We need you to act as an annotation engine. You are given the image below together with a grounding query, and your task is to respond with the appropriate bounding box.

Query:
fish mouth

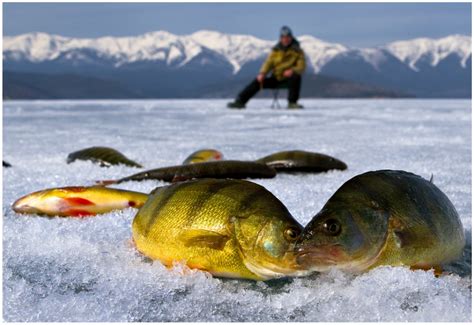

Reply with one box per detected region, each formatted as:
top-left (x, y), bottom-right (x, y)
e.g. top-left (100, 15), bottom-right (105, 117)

top-left (12, 202), bottom-right (39, 214)
top-left (295, 245), bottom-right (342, 270)
top-left (336, 161), bottom-right (348, 170)
top-left (243, 256), bottom-right (311, 279)
top-left (12, 195), bottom-right (55, 215)
top-left (12, 196), bottom-right (29, 213)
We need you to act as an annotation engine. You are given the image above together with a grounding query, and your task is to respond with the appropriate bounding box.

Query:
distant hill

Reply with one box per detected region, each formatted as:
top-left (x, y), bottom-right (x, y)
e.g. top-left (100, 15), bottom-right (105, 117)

top-left (199, 74), bottom-right (408, 99)
top-left (3, 71), bottom-right (135, 99)
top-left (3, 30), bottom-right (471, 99)
top-left (4, 70), bottom-right (408, 99)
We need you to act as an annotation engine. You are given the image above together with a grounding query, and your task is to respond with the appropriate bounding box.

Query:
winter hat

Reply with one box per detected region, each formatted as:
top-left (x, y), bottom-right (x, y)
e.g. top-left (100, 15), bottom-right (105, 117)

top-left (280, 26), bottom-right (293, 37)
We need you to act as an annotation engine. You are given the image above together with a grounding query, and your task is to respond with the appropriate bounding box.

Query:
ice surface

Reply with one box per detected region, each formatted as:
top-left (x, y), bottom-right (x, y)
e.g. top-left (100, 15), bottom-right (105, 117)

top-left (3, 99), bottom-right (471, 321)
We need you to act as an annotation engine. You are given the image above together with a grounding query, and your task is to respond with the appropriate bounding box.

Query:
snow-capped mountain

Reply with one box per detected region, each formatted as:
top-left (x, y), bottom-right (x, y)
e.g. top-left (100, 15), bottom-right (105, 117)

top-left (3, 30), bottom-right (471, 98)
top-left (4, 31), bottom-right (213, 67)
top-left (385, 34), bottom-right (471, 71)
top-left (190, 30), bottom-right (272, 73)
top-left (3, 30), bottom-right (349, 73)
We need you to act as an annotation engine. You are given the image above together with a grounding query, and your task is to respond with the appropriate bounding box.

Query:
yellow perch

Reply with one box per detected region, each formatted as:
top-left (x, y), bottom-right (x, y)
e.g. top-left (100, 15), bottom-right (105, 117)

top-left (295, 170), bottom-right (465, 273)
top-left (132, 179), bottom-right (310, 280)
top-left (182, 149), bottom-right (224, 164)
top-left (12, 186), bottom-right (149, 217)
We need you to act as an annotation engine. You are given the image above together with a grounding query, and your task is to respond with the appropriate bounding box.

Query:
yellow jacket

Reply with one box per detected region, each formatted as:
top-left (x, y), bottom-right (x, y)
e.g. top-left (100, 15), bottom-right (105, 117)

top-left (259, 41), bottom-right (306, 80)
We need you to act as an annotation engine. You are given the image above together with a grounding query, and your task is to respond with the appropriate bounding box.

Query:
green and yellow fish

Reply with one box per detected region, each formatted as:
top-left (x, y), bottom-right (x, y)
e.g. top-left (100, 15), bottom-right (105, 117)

top-left (98, 160), bottom-right (276, 185)
top-left (295, 170), bottom-right (465, 273)
top-left (256, 150), bottom-right (347, 172)
top-left (67, 146), bottom-right (142, 168)
top-left (182, 149), bottom-right (224, 164)
top-left (132, 179), bottom-right (309, 280)
top-left (12, 186), bottom-right (148, 217)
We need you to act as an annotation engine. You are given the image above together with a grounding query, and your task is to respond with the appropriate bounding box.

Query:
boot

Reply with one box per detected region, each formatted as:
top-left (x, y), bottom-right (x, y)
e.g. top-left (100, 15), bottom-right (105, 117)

top-left (227, 100), bottom-right (246, 109)
top-left (288, 102), bottom-right (304, 109)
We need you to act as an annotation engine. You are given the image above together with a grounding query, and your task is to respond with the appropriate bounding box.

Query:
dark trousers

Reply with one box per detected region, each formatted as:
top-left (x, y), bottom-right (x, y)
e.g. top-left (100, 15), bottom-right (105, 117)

top-left (237, 74), bottom-right (302, 104)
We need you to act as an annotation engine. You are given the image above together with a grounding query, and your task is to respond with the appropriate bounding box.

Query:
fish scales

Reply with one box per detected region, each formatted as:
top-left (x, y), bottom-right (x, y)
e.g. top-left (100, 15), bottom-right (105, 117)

top-left (132, 179), bottom-right (308, 280)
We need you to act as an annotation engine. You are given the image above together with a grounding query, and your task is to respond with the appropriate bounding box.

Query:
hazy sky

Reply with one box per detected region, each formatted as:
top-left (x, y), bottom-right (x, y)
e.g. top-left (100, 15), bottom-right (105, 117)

top-left (3, 2), bottom-right (471, 47)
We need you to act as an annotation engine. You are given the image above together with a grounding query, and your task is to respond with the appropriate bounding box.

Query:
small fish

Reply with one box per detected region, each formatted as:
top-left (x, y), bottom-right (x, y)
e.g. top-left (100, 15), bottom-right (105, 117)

top-left (12, 186), bottom-right (149, 217)
top-left (182, 149), bottom-right (224, 165)
top-left (98, 160), bottom-right (276, 185)
top-left (67, 146), bottom-right (142, 168)
top-left (256, 150), bottom-right (347, 172)
top-left (295, 170), bottom-right (465, 273)
top-left (132, 179), bottom-right (310, 280)
top-left (3, 161), bottom-right (12, 168)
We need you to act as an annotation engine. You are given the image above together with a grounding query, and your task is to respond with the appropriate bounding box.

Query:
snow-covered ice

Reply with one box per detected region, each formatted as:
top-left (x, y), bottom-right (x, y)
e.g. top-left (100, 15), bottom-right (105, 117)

top-left (3, 99), bottom-right (471, 321)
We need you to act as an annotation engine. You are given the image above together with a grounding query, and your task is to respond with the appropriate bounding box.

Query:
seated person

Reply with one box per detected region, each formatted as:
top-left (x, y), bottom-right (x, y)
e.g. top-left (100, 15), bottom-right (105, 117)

top-left (228, 26), bottom-right (306, 109)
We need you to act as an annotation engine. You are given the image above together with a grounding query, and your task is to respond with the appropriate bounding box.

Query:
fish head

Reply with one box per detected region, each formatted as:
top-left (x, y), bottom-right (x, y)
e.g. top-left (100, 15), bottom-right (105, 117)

top-left (12, 187), bottom-right (90, 216)
top-left (295, 203), bottom-right (389, 272)
top-left (315, 153), bottom-right (348, 171)
top-left (232, 210), bottom-right (308, 279)
top-left (205, 149), bottom-right (223, 161)
top-left (328, 157), bottom-right (348, 170)
top-left (12, 189), bottom-right (64, 215)
top-left (185, 149), bottom-right (223, 164)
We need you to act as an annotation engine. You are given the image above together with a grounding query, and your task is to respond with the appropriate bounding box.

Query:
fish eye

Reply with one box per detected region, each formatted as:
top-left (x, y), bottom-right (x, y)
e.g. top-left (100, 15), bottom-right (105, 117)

top-left (323, 219), bottom-right (341, 236)
top-left (284, 227), bottom-right (301, 241)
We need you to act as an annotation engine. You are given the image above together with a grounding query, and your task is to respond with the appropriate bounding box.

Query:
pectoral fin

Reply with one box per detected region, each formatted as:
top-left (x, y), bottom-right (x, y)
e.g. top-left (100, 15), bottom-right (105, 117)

top-left (390, 216), bottom-right (435, 250)
top-left (393, 228), bottom-right (435, 249)
top-left (63, 197), bottom-right (95, 206)
top-left (180, 229), bottom-right (230, 250)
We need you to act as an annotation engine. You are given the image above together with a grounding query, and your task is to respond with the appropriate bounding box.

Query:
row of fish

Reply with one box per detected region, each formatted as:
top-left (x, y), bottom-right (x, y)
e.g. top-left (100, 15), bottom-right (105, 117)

top-left (5, 147), bottom-right (224, 169)
top-left (107, 150), bottom-right (347, 184)
top-left (3, 146), bottom-right (347, 183)
top-left (67, 146), bottom-right (225, 168)
top-left (11, 162), bottom-right (465, 280)
top-left (12, 148), bottom-right (347, 217)
top-left (66, 146), bottom-right (348, 184)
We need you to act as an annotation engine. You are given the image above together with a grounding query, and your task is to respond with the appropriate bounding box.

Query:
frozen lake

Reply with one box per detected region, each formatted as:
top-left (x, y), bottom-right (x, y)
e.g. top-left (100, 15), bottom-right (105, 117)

top-left (3, 99), bottom-right (471, 321)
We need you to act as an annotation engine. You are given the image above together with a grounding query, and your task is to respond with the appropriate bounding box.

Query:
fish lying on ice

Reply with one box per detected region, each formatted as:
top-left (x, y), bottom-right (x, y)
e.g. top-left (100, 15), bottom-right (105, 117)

top-left (256, 150), bottom-right (347, 172)
top-left (132, 179), bottom-right (310, 280)
top-left (67, 146), bottom-right (143, 168)
top-left (182, 149), bottom-right (223, 164)
top-left (295, 170), bottom-right (465, 273)
top-left (98, 160), bottom-right (276, 185)
top-left (12, 186), bottom-right (149, 217)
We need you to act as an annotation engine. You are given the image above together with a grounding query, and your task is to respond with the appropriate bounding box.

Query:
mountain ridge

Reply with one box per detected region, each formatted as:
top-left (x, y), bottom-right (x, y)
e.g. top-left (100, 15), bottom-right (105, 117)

top-left (4, 30), bottom-right (471, 98)
top-left (5, 30), bottom-right (470, 73)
